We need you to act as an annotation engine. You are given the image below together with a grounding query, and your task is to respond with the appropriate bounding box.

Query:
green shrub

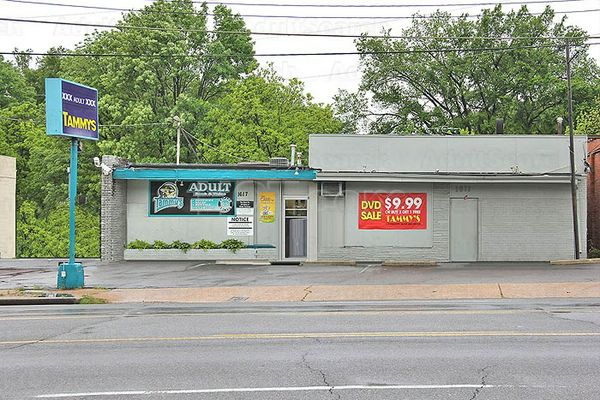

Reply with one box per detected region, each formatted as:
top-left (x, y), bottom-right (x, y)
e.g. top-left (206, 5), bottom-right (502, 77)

top-left (191, 239), bottom-right (218, 250)
top-left (219, 239), bottom-right (246, 253)
top-left (127, 240), bottom-right (152, 249)
top-left (152, 240), bottom-right (170, 249)
top-left (170, 240), bottom-right (192, 253)
top-left (589, 247), bottom-right (600, 259)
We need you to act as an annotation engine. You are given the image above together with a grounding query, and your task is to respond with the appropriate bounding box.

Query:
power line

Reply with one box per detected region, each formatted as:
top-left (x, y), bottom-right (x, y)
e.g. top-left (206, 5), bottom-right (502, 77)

top-left (1, 17), bottom-right (597, 41)
top-left (5, 42), bottom-right (599, 59)
top-left (181, 127), bottom-right (244, 161)
top-left (2, 0), bottom-right (597, 20)
top-left (192, 0), bottom-right (586, 7)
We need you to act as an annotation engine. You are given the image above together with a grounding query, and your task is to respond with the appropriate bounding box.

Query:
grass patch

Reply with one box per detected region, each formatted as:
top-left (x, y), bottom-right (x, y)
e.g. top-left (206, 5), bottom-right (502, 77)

top-left (79, 295), bottom-right (108, 304)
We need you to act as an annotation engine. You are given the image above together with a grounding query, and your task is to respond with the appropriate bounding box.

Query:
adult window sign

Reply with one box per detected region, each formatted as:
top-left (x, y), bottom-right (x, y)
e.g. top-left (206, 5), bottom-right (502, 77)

top-left (150, 181), bottom-right (235, 216)
top-left (358, 192), bottom-right (427, 230)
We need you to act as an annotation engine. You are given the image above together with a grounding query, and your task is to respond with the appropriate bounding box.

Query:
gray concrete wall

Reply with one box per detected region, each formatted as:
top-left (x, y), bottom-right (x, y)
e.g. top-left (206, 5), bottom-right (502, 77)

top-left (127, 180), bottom-right (255, 246)
top-left (318, 183), bottom-right (449, 261)
top-left (470, 181), bottom-right (586, 261)
top-left (0, 155), bottom-right (16, 258)
top-left (317, 182), bottom-right (585, 262)
top-left (309, 135), bottom-right (587, 174)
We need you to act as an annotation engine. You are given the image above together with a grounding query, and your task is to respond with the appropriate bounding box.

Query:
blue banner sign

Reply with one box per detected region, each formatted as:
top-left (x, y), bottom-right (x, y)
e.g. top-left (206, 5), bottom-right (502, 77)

top-left (45, 78), bottom-right (99, 141)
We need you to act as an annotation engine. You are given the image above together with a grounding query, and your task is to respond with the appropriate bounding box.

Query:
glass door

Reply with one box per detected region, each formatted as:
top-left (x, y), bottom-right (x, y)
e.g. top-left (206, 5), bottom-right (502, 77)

top-left (284, 198), bottom-right (307, 258)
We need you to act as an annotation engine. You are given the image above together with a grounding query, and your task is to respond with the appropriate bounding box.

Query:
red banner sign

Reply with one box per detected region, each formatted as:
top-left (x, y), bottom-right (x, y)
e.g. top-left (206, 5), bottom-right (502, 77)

top-left (358, 192), bottom-right (427, 230)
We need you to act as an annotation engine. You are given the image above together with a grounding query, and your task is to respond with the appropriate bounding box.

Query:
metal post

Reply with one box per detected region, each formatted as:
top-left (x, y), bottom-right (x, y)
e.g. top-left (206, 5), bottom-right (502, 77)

top-left (566, 41), bottom-right (580, 259)
top-left (57, 137), bottom-right (85, 289)
top-left (174, 116), bottom-right (181, 165)
top-left (68, 137), bottom-right (78, 264)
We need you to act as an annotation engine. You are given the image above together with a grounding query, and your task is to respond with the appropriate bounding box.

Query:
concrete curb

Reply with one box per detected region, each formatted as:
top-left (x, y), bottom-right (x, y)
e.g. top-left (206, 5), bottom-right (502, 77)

top-left (302, 260), bottom-right (357, 266)
top-left (549, 258), bottom-right (600, 265)
top-left (215, 260), bottom-right (271, 266)
top-left (382, 261), bottom-right (438, 267)
top-left (0, 297), bottom-right (78, 306)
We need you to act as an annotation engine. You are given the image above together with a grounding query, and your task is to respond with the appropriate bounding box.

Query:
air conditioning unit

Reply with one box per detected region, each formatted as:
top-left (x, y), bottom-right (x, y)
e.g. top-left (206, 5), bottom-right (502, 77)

top-left (269, 157), bottom-right (289, 168)
top-left (320, 182), bottom-right (344, 197)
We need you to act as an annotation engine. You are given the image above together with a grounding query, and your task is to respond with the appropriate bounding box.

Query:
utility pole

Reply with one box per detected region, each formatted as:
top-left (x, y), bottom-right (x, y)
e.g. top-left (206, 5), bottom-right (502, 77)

top-left (565, 40), bottom-right (580, 259)
top-left (173, 115), bottom-right (181, 165)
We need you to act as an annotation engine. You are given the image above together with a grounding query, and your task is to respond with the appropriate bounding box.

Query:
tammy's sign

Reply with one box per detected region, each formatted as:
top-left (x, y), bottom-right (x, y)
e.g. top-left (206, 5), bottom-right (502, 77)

top-left (45, 78), bottom-right (99, 140)
top-left (150, 181), bottom-right (235, 216)
top-left (358, 192), bottom-right (427, 230)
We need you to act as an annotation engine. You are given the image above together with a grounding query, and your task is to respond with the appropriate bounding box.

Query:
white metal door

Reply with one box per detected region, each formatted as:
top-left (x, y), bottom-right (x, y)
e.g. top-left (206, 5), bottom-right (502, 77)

top-left (450, 198), bottom-right (479, 262)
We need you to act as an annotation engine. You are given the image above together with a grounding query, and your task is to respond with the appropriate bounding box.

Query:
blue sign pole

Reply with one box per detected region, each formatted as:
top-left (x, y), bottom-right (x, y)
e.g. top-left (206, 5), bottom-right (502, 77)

top-left (45, 78), bottom-right (97, 290)
top-left (68, 137), bottom-right (78, 265)
top-left (56, 138), bottom-right (84, 289)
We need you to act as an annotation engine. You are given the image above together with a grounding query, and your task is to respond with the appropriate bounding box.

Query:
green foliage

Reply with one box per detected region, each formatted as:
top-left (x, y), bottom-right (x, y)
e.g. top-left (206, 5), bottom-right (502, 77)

top-left (127, 240), bottom-right (152, 250)
top-left (339, 5), bottom-right (600, 134)
top-left (588, 247), bottom-right (600, 259)
top-left (151, 240), bottom-right (170, 249)
top-left (576, 96), bottom-right (600, 135)
top-left (62, 0), bottom-right (257, 163)
top-left (219, 239), bottom-right (246, 253)
top-left (191, 239), bottom-right (218, 250)
top-left (0, 56), bottom-right (35, 107)
top-left (128, 238), bottom-right (246, 253)
top-left (170, 240), bottom-right (192, 252)
top-left (17, 201), bottom-right (99, 257)
top-left (199, 67), bottom-right (342, 163)
top-left (79, 295), bottom-right (108, 304)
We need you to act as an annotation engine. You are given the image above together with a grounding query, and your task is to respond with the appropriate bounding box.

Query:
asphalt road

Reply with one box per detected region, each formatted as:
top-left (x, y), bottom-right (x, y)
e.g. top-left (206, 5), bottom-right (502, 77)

top-left (1, 299), bottom-right (600, 399)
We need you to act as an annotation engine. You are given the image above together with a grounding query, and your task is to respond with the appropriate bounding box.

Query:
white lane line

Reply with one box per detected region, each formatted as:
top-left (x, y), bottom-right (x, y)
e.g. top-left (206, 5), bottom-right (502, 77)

top-left (36, 384), bottom-right (503, 398)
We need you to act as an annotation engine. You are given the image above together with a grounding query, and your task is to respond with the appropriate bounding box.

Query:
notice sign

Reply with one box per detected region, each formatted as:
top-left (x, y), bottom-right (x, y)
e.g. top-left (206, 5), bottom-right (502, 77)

top-left (227, 216), bottom-right (253, 236)
top-left (236, 200), bottom-right (254, 216)
top-left (358, 193), bottom-right (427, 230)
top-left (45, 78), bottom-right (99, 140)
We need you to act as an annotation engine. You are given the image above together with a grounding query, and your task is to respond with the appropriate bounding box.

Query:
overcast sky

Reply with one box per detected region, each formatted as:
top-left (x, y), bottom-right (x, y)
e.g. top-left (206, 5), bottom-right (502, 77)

top-left (1, 0), bottom-right (599, 103)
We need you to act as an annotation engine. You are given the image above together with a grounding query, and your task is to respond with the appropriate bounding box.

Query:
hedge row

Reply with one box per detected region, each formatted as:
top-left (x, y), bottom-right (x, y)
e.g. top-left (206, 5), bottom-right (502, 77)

top-left (127, 239), bottom-right (246, 252)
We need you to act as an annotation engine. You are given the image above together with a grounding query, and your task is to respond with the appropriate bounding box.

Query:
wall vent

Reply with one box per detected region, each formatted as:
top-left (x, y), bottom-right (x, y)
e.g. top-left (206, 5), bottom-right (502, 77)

top-left (269, 157), bottom-right (289, 168)
top-left (321, 182), bottom-right (344, 197)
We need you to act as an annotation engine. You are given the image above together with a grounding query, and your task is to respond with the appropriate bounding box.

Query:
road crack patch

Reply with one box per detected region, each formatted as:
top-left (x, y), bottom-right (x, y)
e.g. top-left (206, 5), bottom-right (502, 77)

top-left (301, 349), bottom-right (340, 399)
top-left (468, 365), bottom-right (491, 400)
top-left (301, 286), bottom-right (313, 302)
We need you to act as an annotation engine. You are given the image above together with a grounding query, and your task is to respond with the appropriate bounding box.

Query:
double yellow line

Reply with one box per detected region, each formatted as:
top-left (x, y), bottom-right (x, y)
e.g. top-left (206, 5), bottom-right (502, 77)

top-left (1, 330), bottom-right (599, 345)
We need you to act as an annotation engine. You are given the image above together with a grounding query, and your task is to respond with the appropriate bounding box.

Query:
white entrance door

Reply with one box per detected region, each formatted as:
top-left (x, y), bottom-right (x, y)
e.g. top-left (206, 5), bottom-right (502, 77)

top-left (450, 198), bottom-right (479, 262)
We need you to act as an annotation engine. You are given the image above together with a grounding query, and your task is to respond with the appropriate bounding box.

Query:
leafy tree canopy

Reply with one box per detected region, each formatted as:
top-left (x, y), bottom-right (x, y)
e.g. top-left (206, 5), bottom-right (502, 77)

top-left (336, 5), bottom-right (600, 135)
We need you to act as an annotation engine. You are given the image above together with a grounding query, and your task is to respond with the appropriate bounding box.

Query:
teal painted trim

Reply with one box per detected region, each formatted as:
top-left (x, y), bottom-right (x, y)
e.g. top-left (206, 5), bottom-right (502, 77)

top-left (45, 78), bottom-right (63, 135)
top-left (114, 168), bottom-right (317, 181)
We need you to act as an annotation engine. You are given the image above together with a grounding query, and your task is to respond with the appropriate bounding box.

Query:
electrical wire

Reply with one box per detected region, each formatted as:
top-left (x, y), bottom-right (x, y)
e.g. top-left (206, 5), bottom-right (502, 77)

top-left (192, 0), bottom-right (586, 8)
top-left (1, 17), bottom-right (597, 41)
top-left (2, 0), bottom-right (597, 20)
top-left (4, 42), bottom-right (599, 59)
top-left (181, 127), bottom-right (244, 161)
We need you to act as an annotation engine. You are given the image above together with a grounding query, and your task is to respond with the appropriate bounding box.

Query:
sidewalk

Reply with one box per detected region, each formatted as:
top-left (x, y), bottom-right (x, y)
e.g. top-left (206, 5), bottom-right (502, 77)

top-left (1, 259), bottom-right (600, 303)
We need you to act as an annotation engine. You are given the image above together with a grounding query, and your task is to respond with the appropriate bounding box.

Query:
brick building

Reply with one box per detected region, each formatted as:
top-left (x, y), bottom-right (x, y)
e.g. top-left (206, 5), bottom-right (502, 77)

top-left (588, 136), bottom-right (600, 251)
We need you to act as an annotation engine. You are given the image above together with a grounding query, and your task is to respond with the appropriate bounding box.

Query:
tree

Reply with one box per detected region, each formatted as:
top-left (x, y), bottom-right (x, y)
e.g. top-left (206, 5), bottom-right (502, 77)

top-left (0, 56), bottom-right (34, 108)
top-left (338, 5), bottom-right (600, 135)
top-left (576, 96), bottom-right (600, 135)
top-left (196, 67), bottom-right (341, 163)
top-left (59, 0), bottom-right (256, 163)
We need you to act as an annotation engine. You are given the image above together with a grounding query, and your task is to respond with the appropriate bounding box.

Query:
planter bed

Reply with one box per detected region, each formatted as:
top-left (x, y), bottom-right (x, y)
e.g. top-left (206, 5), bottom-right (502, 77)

top-left (124, 248), bottom-right (278, 261)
